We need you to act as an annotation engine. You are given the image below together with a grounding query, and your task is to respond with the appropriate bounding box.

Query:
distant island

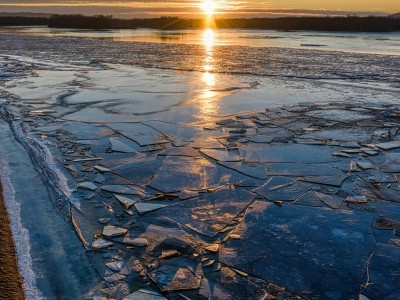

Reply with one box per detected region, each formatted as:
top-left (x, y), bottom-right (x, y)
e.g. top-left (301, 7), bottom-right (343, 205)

top-left (0, 14), bottom-right (400, 32)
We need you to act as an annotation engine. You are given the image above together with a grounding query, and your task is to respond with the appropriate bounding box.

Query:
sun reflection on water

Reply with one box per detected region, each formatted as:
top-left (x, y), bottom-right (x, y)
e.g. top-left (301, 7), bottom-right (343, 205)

top-left (203, 28), bottom-right (215, 87)
top-left (203, 28), bottom-right (214, 52)
top-left (202, 71), bottom-right (215, 87)
top-left (198, 28), bottom-right (219, 119)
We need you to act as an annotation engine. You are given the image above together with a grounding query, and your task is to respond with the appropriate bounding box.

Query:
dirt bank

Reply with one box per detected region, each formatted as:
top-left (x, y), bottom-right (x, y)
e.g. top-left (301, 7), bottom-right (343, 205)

top-left (0, 181), bottom-right (25, 300)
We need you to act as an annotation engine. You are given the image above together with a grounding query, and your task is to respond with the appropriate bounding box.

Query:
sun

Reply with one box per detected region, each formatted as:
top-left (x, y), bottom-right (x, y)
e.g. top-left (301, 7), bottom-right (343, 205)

top-left (201, 0), bottom-right (217, 16)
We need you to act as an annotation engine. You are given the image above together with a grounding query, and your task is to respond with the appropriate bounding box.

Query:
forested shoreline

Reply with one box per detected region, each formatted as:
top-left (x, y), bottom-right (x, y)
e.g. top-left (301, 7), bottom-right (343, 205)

top-left (0, 14), bottom-right (399, 32)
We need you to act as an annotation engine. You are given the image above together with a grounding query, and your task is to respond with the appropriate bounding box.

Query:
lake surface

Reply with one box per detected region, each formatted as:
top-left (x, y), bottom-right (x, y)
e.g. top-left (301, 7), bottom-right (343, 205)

top-left (0, 27), bottom-right (400, 299)
top-left (1, 26), bottom-right (400, 55)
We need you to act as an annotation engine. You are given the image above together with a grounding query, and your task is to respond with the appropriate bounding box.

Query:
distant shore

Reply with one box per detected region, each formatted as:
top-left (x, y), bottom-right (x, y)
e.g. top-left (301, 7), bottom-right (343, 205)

top-left (0, 181), bottom-right (25, 300)
top-left (0, 14), bottom-right (399, 32)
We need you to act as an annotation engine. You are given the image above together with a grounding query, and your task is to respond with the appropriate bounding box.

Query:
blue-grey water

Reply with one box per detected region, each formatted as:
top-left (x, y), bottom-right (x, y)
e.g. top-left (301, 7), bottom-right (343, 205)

top-left (2, 27), bottom-right (400, 56)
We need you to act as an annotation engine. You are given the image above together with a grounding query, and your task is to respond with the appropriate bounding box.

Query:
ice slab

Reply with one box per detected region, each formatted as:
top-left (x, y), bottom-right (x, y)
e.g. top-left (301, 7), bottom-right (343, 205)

top-left (371, 185), bottom-right (400, 203)
top-left (94, 153), bottom-right (144, 169)
top-left (200, 266), bottom-right (270, 300)
top-left (293, 191), bottom-right (327, 207)
top-left (253, 177), bottom-right (314, 201)
top-left (293, 190), bottom-right (343, 209)
top-left (148, 259), bottom-right (202, 292)
top-left (117, 236), bottom-right (148, 247)
top-left (134, 203), bottom-right (168, 215)
top-left (218, 162), bottom-right (268, 180)
top-left (92, 238), bottom-right (113, 249)
top-left (239, 143), bottom-right (337, 164)
top-left (298, 128), bottom-right (372, 143)
top-left (299, 175), bottom-right (349, 187)
top-left (356, 161), bottom-right (374, 170)
top-left (306, 109), bottom-right (373, 122)
top-left (124, 288), bottom-right (166, 300)
top-left (250, 135), bottom-right (274, 143)
top-left (101, 282), bottom-right (130, 299)
top-left (104, 273), bottom-right (126, 283)
top-left (315, 192), bottom-right (344, 209)
top-left (94, 174), bottom-right (105, 184)
top-left (108, 123), bottom-right (169, 146)
top-left (199, 149), bottom-right (241, 162)
top-left (101, 185), bottom-right (141, 195)
top-left (345, 196), bottom-right (368, 204)
top-left (110, 137), bottom-right (137, 153)
top-left (152, 188), bottom-right (255, 237)
top-left (264, 163), bottom-right (345, 177)
top-left (257, 127), bottom-right (294, 140)
top-left (63, 122), bottom-right (114, 140)
top-left (381, 153), bottom-right (400, 172)
top-left (159, 147), bottom-right (201, 157)
top-left (357, 170), bottom-right (396, 183)
top-left (71, 206), bottom-right (102, 249)
top-left (113, 161), bottom-right (163, 187)
top-left (114, 194), bottom-right (137, 209)
top-left (63, 107), bottom-right (137, 123)
top-left (112, 231), bottom-right (149, 247)
top-left (34, 123), bottom-right (64, 133)
top-left (102, 225), bottom-right (128, 237)
top-left (375, 141), bottom-right (400, 150)
top-left (146, 120), bottom-right (226, 144)
top-left (149, 157), bottom-right (235, 193)
top-left (94, 165), bottom-right (111, 173)
top-left (119, 256), bottom-right (145, 276)
top-left (106, 261), bottom-right (124, 272)
top-left (77, 182), bottom-right (98, 191)
top-left (102, 173), bottom-right (134, 186)
top-left (361, 244), bottom-right (400, 299)
top-left (220, 201), bottom-right (376, 299)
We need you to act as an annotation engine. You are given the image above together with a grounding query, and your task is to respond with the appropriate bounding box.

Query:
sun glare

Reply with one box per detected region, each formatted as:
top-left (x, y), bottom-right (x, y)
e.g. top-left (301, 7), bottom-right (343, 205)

top-left (201, 0), bottom-right (216, 16)
top-left (203, 29), bottom-right (215, 52)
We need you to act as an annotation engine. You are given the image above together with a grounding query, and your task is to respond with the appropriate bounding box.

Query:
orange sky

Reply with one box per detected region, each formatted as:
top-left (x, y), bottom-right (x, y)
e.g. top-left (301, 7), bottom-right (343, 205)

top-left (0, 1), bottom-right (398, 17)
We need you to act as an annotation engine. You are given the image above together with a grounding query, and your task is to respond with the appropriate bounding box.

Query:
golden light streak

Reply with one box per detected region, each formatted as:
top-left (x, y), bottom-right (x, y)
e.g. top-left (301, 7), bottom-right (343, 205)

top-left (203, 28), bottom-right (215, 53)
top-left (202, 28), bottom-right (215, 87)
top-left (198, 28), bottom-right (218, 120)
top-left (202, 72), bottom-right (215, 87)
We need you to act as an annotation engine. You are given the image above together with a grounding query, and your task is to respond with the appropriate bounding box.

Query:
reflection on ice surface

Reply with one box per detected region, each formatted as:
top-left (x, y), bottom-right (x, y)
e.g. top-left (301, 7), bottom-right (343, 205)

top-left (1, 26), bottom-right (400, 56)
top-left (5, 57), bottom-right (398, 125)
top-left (1, 33), bottom-right (400, 299)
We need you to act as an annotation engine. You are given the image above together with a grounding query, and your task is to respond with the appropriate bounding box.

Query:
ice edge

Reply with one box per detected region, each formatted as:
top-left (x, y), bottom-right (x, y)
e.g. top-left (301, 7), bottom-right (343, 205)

top-left (0, 156), bottom-right (44, 300)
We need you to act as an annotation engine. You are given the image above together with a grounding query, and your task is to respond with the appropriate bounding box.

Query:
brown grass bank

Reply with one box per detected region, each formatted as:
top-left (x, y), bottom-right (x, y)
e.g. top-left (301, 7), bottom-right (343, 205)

top-left (0, 181), bottom-right (25, 300)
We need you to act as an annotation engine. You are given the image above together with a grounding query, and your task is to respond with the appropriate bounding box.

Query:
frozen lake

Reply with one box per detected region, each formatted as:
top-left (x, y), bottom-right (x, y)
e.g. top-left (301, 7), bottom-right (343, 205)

top-left (0, 28), bottom-right (400, 299)
top-left (2, 26), bottom-right (400, 56)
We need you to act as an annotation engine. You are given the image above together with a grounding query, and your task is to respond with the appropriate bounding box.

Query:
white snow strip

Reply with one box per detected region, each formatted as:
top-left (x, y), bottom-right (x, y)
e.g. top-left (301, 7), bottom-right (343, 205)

top-left (0, 156), bottom-right (44, 300)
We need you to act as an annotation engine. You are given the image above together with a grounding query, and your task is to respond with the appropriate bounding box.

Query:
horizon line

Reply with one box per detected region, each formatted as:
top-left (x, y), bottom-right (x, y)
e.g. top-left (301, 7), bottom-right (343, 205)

top-left (0, 10), bottom-right (397, 19)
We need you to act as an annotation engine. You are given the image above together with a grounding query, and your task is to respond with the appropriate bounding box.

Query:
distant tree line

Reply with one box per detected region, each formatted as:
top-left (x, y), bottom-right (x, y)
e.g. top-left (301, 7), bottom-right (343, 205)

top-left (215, 17), bottom-right (400, 32)
top-left (47, 15), bottom-right (203, 30)
top-left (0, 16), bottom-right (48, 26)
top-left (0, 14), bottom-right (399, 32)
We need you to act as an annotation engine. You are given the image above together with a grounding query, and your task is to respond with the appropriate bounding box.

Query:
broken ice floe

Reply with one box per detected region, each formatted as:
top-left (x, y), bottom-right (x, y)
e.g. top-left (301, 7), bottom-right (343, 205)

top-left (220, 201), bottom-right (376, 299)
top-left (124, 288), bottom-right (166, 300)
top-left (8, 77), bottom-right (400, 300)
top-left (103, 225), bottom-right (128, 238)
top-left (92, 238), bottom-right (113, 250)
top-left (148, 259), bottom-right (202, 292)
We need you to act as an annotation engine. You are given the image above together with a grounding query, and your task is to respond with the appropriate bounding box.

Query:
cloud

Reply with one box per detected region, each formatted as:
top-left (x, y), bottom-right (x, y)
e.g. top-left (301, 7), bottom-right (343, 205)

top-left (0, 0), bottom-right (395, 17)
